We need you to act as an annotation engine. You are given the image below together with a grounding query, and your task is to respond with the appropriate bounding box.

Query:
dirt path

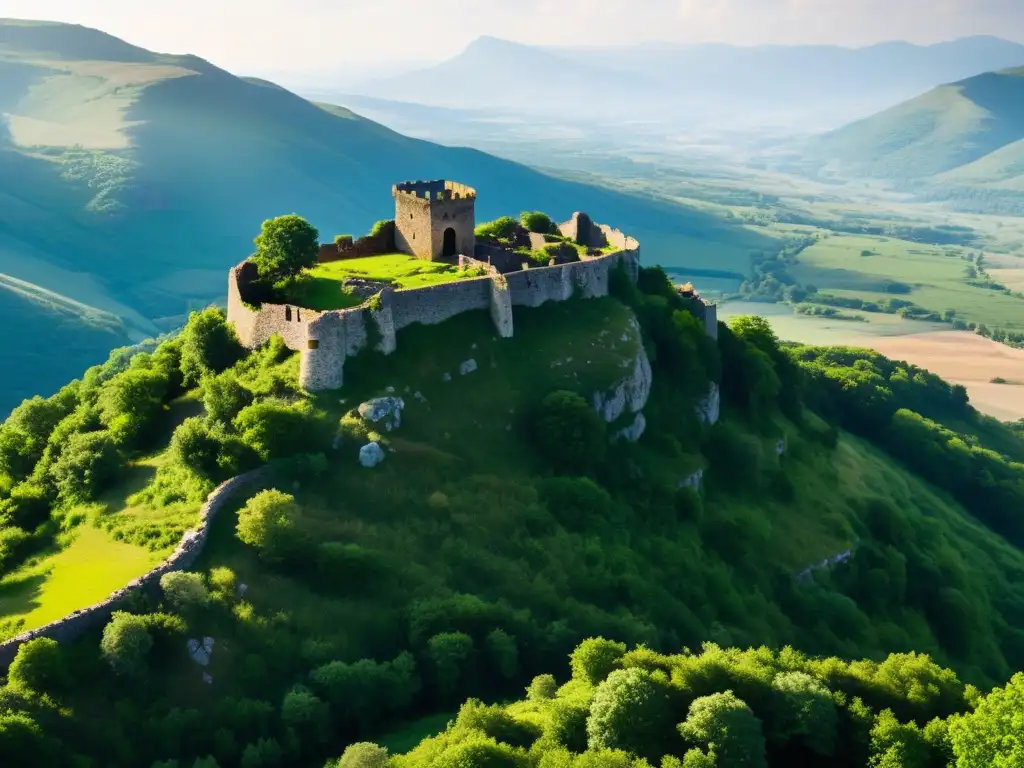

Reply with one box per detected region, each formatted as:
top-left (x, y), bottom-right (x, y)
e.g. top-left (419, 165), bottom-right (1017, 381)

top-left (869, 331), bottom-right (1024, 422)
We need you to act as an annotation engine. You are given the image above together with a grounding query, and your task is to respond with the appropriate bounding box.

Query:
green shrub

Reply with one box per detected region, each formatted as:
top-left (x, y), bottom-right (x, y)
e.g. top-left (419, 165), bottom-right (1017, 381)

top-left (527, 674), bottom-right (558, 701)
top-left (7, 637), bottom-right (69, 695)
top-left (571, 638), bottom-right (627, 686)
top-left (100, 612), bottom-right (154, 678)
top-left (337, 743), bottom-right (390, 768)
top-left (236, 489), bottom-right (302, 563)
top-left (533, 391), bottom-right (607, 475)
top-left (180, 309), bottom-right (244, 388)
top-left (475, 217), bottom-right (518, 242)
top-left (160, 571), bottom-right (210, 612)
top-left (520, 211), bottom-right (558, 234)
top-left (252, 214), bottom-right (320, 283)
top-left (586, 668), bottom-right (675, 760)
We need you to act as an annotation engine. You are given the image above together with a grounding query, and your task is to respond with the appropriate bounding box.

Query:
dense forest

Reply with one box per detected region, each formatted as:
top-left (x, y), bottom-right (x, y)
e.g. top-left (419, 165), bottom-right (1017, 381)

top-left (0, 265), bottom-right (1023, 766)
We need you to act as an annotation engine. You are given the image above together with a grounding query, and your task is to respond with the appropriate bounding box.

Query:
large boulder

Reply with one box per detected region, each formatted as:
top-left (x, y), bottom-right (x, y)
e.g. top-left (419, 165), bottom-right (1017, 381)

top-left (359, 442), bottom-right (386, 468)
top-left (358, 396), bottom-right (404, 431)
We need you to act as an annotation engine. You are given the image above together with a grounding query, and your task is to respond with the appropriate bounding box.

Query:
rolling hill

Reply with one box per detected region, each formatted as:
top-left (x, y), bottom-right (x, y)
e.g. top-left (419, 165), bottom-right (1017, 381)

top-left (0, 18), bottom-right (767, 418)
top-left (809, 66), bottom-right (1024, 179)
top-left (353, 35), bottom-right (1024, 129)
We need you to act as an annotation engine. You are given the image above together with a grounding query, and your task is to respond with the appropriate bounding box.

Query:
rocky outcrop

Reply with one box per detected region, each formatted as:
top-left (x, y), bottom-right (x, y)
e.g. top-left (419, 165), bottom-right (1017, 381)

top-left (679, 469), bottom-right (704, 490)
top-left (358, 397), bottom-right (404, 431)
top-left (614, 413), bottom-right (647, 443)
top-left (592, 338), bottom-right (652, 426)
top-left (696, 382), bottom-right (721, 426)
top-left (359, 442), bottom-right (386, 468)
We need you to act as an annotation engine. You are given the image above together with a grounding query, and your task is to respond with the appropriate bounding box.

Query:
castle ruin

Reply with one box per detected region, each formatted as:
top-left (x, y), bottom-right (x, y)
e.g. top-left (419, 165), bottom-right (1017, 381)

top-left (227, 180), bottom-right (717, 392)
top-left (393, 180), bottom-right (477, 261)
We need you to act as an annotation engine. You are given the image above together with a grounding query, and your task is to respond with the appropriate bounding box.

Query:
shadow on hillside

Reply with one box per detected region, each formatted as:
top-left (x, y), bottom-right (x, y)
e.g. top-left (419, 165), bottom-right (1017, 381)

top-left (959, 71), bottom-right (1024, 151)
top-left (122, 66), bottom-right (775, 284)
top-left (0, 572), bottom-right (47, 620)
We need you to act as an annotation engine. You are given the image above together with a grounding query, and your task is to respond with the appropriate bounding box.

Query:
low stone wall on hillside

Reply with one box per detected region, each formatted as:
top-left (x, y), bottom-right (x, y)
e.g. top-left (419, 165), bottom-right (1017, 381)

top-left (0, 468), bottom-right (267, 670)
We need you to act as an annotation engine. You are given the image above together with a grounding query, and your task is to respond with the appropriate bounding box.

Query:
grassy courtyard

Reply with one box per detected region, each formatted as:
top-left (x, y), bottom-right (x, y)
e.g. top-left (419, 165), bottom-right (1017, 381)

top-left (281, 254), bottom-right (488, 311)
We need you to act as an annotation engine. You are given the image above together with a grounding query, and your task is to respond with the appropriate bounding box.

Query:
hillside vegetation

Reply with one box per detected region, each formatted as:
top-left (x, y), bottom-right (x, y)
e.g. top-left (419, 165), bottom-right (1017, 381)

top-left (0, 18), bottom-right (766, 417)
top-left (1, 262), bottom-right (1024, 766)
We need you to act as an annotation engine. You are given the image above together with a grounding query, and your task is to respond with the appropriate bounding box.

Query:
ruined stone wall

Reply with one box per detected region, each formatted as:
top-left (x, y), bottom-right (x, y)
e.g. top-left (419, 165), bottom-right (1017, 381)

top-left (394, 187), bottom-right (476, 261)
top-left (473, 244), bottom-right (529, 274)
top-left (389, 277), bottom-right (492, 330)
top-left (0, 469), bottom-right (267, 670)
top-left (227, 229), bottom-right (726, 394)
top-left (679, 295), bottom-right (718, 340)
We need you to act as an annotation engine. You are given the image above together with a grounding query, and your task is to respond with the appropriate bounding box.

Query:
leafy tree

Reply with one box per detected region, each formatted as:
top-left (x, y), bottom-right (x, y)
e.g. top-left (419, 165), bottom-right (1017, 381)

top-left (101, 611), bottom-right (154, 678)
top-left (769, 671), bottom-right (837, 756)
top-left (236, 489), bottom-right (301, 563)
top-left (240, 737), bottom-right (283, 768)
top-left (252, 214), bottom-right (320, 284)
top-left (281, 686), bottom-right (330, 746)
top-left (0, 713), bottom-right (48, 765)
top-left (948, 672), bottom-right (1024, 767)
top-left (204, 372), bottom-right (253, 426)
top-left (433, 735), bottom-right (526, 768)
top-left (586, 668), bottom-right (675, 760)
top-left (454, 699), bottom-right (541, 749)
top-left (534, 391), bottom-right (607, 475)
top-left (527, 674), bottom-right (559, 701)
top-left (310, 652), bottom-right (420, 729)
top-left (485, 628), bottom-right (519, 682)
top-left (98, 367), bottom-right (170, 446)
top-left (50, 429), bottom-right (120, 501)
top-left (233, 400), bottom-right (329, 461)
top-left (160, 571), bottom-right (210, 612)
top-left (679, 691), bottom-right (767, 768)
top-left (520, 211), bottom-right (558, 234)
top-left (337, 743), bottom-right (390, 768)
top-left (180, 309), bottom-right (244, 388)
top-left (7, 637), bottom-right (69, 695)
top-left (571, 637), bottom-right (627, 685)
top-left (427, 632), bottom-right (474, 700)
top-left (0, 388), bottom-right (79, 480)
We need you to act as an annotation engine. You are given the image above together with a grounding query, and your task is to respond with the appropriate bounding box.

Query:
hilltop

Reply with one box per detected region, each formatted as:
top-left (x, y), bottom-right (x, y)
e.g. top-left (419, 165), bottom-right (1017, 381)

top-left (0, 18), bottom-right (760, 417)
top-left (1, 230), bottom-right (1024, 765)
top-left (810, 66), bottom-right (1024, 178)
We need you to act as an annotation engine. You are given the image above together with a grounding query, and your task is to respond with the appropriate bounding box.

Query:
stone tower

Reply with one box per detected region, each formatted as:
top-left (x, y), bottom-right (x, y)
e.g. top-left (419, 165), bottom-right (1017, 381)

top-left (393, 180), bottom-right (476, 261)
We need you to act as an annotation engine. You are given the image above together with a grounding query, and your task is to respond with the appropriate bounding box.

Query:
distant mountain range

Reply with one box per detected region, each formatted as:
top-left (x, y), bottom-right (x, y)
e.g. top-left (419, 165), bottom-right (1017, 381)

top-left (0, 19), bottom-right (757, 416)
top-left (353, 35), bottom-right (1024, 129)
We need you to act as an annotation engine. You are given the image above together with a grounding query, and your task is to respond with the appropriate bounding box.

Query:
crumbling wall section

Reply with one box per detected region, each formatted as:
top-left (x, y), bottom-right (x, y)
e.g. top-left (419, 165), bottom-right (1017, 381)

top-left (0, 469), bottom-right (267, 670)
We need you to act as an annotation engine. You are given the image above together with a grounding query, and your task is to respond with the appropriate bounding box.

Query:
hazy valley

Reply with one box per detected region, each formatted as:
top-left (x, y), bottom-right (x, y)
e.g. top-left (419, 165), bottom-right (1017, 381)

top-left (2, 12), bottom-right (1024, 768)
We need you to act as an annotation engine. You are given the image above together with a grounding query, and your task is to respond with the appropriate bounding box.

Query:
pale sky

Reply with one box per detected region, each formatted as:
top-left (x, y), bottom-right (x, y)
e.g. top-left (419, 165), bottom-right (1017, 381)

top-left (3, 0), bottom-right (1023, 74)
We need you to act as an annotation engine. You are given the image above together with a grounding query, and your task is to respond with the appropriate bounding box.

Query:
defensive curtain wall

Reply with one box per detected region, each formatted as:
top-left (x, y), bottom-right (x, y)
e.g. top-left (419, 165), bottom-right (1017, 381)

top-left (228, 220), bottom-right (659, 391)
top-left (0, 469), bottom-right (267, 669)
top-left (228, 217), bottom-right (718, 391)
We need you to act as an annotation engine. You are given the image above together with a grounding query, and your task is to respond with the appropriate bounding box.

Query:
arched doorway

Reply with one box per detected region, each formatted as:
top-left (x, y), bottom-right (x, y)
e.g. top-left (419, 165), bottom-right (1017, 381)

top-left (442, 227), bottom-right (457, 258)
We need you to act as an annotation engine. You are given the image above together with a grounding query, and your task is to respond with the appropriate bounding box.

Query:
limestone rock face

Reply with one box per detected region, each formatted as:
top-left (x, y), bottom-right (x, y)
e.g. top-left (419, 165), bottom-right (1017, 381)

top-left (678, 469), bottom-right (704, 490)
top-left (592, 340), bottom-right (652, 426)
top-left (696, 382), bottom-right (721, 426)
top-left (459, 358), bottom-right (478, 376)
top-left (359, 442), bottom-right (386, 468)
top-left (614, 412), bottom-right (647, 443)
top-left (358, 396), bottom-right (404, 431)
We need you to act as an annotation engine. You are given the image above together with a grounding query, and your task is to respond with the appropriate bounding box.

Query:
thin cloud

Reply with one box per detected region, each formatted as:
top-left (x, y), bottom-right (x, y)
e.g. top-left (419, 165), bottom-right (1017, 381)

top-left (2, 0), bottom-right (1022, 72)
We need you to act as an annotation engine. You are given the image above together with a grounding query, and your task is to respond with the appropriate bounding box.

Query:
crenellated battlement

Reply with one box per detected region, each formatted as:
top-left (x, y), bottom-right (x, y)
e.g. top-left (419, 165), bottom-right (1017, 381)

top-left (393, 180), bottom-right (477, 201)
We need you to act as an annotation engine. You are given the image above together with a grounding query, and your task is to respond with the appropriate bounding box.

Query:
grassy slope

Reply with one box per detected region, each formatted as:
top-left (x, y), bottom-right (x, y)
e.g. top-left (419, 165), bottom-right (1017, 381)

top-left (0, 18), bottom-right (773, 417)
top-left (811, 67), bottom-right (1024, 182)
top-left (0, 395), bottom-right (207, 639)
